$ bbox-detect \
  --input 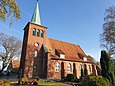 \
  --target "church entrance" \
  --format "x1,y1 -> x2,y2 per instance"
61,62 -> 65,79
